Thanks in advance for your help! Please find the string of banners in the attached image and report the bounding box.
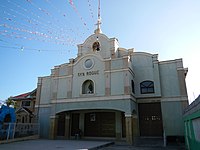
[0,0,98,53]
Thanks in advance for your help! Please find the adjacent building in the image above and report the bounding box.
[35,24,188,144]
[11,89,36,123]
[183,95,200,149]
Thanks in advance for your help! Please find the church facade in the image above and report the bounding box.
[35,27,188,144]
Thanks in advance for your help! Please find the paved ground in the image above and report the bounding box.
[0,139,112,150]
[99,144,186,150]
[0,139,186,150]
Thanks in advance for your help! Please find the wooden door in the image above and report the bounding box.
[84,112,115,137]
[139,103,163,136]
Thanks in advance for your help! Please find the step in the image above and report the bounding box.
[135,136,164,147]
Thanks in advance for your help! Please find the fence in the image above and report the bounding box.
[0,123,39,141]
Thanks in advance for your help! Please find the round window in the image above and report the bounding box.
[84,59,94,69]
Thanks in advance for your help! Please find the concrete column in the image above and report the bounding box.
[176,59,188,97]
[49,115,58,139]
[105,60,111,96]
[132,114,139,144]
[177,68,188,96]
[123,57,128,68]
[124,71,130,95]
[152,55,162,96]
[123,57,128,94]
[125,113,139,145]
[105,73,111,96]
[51,78,58,100]
[35,77,42,121]
[67,65,73,98]
[79,113,85,136]
[115,112,122,140]
[35,78,42,106]
[64,114,70,139]
[125,115,133,145]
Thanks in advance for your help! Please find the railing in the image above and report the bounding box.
[0,123,39,141]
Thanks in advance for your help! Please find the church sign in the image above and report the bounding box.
[78,70,99,77]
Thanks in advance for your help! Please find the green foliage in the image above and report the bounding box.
[5,97,16,109]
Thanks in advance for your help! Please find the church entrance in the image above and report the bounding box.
[56,110,126,139]
[139,102,163,136]
[84,112,116,137]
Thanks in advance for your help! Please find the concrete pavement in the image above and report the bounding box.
[99,142,186,150]
[0,139,113,150]
[0,139,186,150]
[99,145,185,150]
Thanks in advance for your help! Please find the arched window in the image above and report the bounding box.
[92,41,100,51]
[82,80,94,94]
[140,80,154,94]
[131,80,135,94]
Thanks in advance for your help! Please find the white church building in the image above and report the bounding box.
[35,21,188,145]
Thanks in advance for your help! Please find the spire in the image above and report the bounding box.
[94,0,102,34]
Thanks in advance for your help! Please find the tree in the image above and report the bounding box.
[5,97,16,109]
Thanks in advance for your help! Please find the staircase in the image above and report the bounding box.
[135,136,164,147]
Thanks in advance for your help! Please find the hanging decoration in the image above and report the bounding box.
[0,0,97,54]
[68,0,89,30]
[87,0,95,23]
[0,38,72,53]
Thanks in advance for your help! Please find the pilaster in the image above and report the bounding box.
[35,77,42,120]
[132,114,139,143]
[177,68,188,97]
[67,66,73,98]
[64,114,70,139]
[125,114,139,145]
[49,115,58,139]
[105,60,111,96]
[125,115,133,145]
[124,71,130,95]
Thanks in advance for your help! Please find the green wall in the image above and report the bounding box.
[184,109,200,150]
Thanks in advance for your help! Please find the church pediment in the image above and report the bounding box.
[77,33,119,59]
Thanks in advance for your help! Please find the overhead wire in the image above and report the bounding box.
[0,45,69,53]
[0,38,72,53]
[0,0,98,54]
[69,0,90,31]
[25,0,81,36]
[2,1,81,45]
[43,0,85,41]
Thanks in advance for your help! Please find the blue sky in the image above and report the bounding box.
[0,0,199,104]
